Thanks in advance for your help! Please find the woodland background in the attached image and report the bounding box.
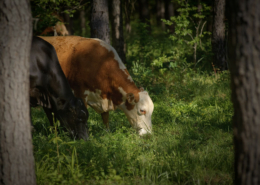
[3,0,235,184]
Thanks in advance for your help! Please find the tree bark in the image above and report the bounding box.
[124,0,132,33]
[138,0,151,33]
[165,0,175,33]
[111,0,126,63]
[156,0,165,30]
[63,13,74,35]
[228,0,260,184]
[80,9,86,36]
[212,0,227,71]
[91,0,110,44]
[0,0,36,184]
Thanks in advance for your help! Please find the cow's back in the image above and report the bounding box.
[40,36,139,113]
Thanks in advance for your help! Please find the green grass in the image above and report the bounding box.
[31,71,233,185]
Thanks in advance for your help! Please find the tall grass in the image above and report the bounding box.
[31,20,233,184]
[32,69,233,184]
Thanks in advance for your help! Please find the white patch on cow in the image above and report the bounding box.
[93,38,133,82]
[83,89,115,113]
[72,90,74,95]
[117,87,154,136]
[118,87,127,102]
[127,75,133,82]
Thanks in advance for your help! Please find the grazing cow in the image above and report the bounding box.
[40,36,154,136]
[30,37,88,140]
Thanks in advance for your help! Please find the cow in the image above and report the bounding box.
[30,37,88,140]
[41,21,69,36]
[40,36,154,136]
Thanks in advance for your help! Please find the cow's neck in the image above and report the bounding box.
[117,80,140,106]
[48,65,74,109]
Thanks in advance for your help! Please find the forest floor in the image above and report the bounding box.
[31,70,233,185]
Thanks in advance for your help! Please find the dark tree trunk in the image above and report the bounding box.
[0,0,36,184]
[124,0,132,33]
[91,0,110,44]
[206,1,214,33]
[111,0,126,63]
[138,0,151,33]
[228,0,260,184]
[63,13,74,35]
[165,0,175,33]
[212,0,227,71]
[80,9,86,36]
[156,0,165,30]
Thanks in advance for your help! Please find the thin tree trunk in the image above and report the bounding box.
[228,0,260,184]
[139,0,151,33]
[124,0,132,34]
[80,9,86,36]
[63,13,74,35]
[212,0,226,71]
[91,0,110,44]
[207,1,214,33]
[156,0,165,30]
[111,0,126,63]
[165,0,175,33]
[0,0,36,184]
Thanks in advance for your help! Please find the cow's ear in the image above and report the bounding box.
[126,93,135,105]
[140,87,144,91]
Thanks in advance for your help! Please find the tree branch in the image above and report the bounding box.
[199,21,207,50]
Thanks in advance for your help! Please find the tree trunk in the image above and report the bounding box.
[206,1,214,33]
[91,0,110,44]
[124,0,132,33]
[138,0,151,33]
[212,0,226,71]
[80,9,86,36]
[111,0,126,63]
[165,0,175,33]
[228,0,260,184]
[0,0,36,184]
[156,0,165,30]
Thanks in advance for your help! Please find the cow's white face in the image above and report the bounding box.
[119,90,154,136]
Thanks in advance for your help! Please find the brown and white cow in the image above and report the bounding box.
[40,36,154,136]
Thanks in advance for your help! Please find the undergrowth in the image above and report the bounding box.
[31,15,233,184]
[32,69,233,185]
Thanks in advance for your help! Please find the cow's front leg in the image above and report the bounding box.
[30,108,35,132]
[43,107,55,126]
[101,112,109,130]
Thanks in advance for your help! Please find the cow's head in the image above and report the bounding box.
[120,88,154,136]
[57,98,89,140]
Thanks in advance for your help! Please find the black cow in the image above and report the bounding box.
[30,37,88,140]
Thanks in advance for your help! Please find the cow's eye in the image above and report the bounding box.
[140,109,146,115]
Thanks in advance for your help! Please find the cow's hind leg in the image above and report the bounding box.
[101,112,109,130]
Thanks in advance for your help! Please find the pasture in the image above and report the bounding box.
[31,68,233,184]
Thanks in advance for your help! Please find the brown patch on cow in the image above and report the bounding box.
[125,92,140,110]
[125,100,135,110]
[126,93,135,104]
[40,36,140,111]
